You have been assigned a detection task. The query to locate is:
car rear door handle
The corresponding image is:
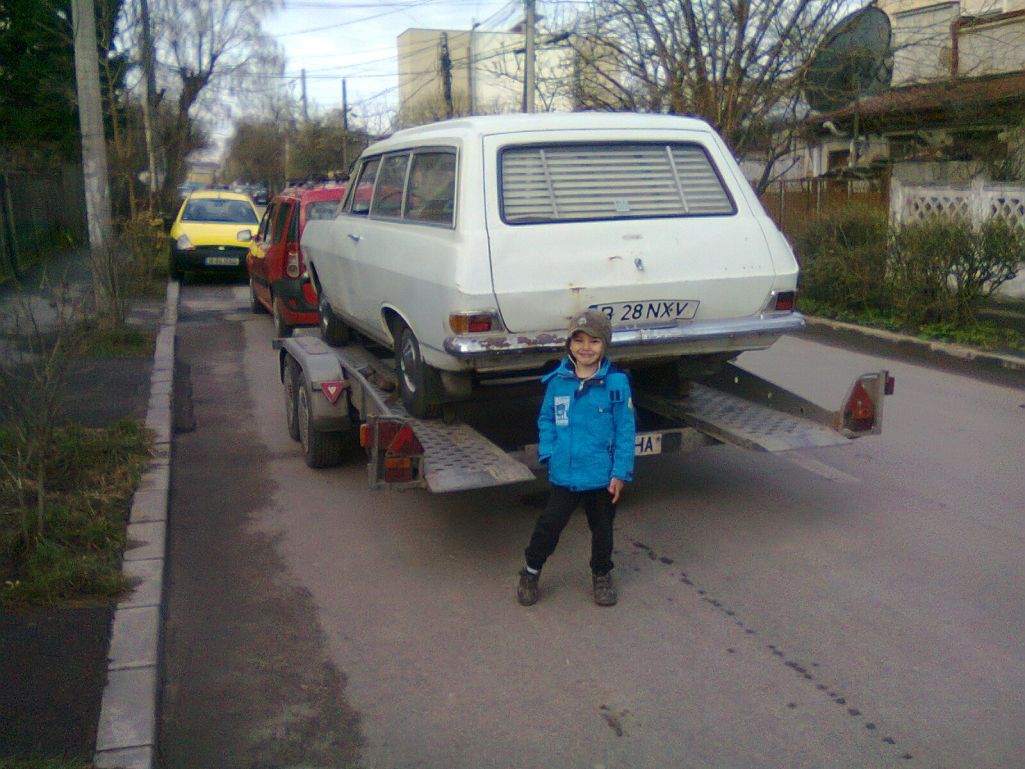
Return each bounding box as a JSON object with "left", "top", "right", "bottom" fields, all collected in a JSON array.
[{"left": 347, "top": 233, "right": 361, "bottom": 242}]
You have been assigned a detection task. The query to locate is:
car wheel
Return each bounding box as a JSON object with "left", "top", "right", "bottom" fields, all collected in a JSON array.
[
  {"left": 394, "top": 323, "right": 441, "bottom": 419},
  {"left": 319, "top": 294, "right": 350, "bottom": 347},
  {"left": 249, "top": 276, "right": 266, "bottom": 313},
  {"left": 283, "top": 355, "right": 301, "bottom": 441},
  {"left": 297, "top": 378, "right": 343, "bottom": 468},
  {"left": 273, "top": 297, "right": 292, "bottom": 338}
]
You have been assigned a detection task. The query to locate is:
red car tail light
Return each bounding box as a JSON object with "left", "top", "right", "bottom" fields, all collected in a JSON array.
[{"left": 286, "top": 244, "right": 301, "bottom": 278}]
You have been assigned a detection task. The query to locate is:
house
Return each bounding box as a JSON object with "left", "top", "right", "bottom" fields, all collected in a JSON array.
[{"left": 805, "top": 0, "right": 1025, "bottom": 184}]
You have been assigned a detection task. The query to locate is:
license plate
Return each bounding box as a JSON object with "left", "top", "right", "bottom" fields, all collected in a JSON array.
[
  {"left": 634, "top": 432, "right": 662, "bottom": 456},
  {"left": 205, "top": 256, "right": 240, "bottom": 266},
  {"left": 592, "top": 300, "right": 699, "bottom": 327}
]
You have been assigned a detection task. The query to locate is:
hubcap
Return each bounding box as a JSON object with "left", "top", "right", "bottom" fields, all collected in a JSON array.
[{"left": 400, "top": 334, "right": 418, "bottom": 394}]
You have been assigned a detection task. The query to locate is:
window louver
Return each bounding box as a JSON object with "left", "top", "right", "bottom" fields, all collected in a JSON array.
[{"left": 501, "top": 143, "right": 735, "bottom": 223}]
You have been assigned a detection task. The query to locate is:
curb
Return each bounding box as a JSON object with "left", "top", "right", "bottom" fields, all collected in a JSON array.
[
  {"left": 93, "top": 280, "right": 179, "bottom": 769},
  {"left": 803, "top": 315, "right": 1025, "bottom": 374}
]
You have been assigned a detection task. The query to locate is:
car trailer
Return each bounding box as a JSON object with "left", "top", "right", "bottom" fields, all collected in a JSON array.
[{"left": 273, "top": 335, "right": 894, "bottom": 493}]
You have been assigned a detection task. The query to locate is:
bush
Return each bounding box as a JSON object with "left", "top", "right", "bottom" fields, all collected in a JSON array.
[
  {"left": 793, "top": 204, "right": 890, "bottom": 312},
  {"left": 888, "top": 216, "right": 1024, "bottom": 326},
  {"left": 116, "top": 214, "right": 168, "bottom": 299}
]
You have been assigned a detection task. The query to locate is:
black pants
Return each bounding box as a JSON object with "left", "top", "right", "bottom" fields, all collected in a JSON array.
[{"left": 524, "top": 484, "right": 616, "bottom": 576}]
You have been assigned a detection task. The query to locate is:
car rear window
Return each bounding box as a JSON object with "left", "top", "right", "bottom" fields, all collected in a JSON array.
[
  {"left": 500, "top": 142, "right": 735, "bottom": 224},
  {"left": 182, "top": 198, "right": 258, "bottom": 224}
]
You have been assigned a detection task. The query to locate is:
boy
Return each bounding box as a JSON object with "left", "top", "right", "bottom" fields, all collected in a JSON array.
[{"left": 517, "top": 309, "right": 636, "bottom": 607}]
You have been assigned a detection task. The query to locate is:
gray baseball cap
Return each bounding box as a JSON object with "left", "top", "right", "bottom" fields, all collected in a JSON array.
[{"left": 567, "top": 309, "right": 612, "bottom": 350}]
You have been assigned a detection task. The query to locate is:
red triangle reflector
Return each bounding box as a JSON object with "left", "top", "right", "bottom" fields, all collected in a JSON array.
[{"left": 320, "top": 381, "right": 345, "bottom": 404}]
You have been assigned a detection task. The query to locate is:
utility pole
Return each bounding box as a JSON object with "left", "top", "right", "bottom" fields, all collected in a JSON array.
[
  {"left": 138, "top": 0, "right": 160, "bottom": 210},
  {"left": 468, "top": 22, "right": 480, "bottom": 114},
  {"left": 440, "top": 32, "right": 454, "bottom": 119},
  {"left": 341, "top": 79, "right": 349, "bottom": 172},
  {"left": 71, "top": 0, "right": 113, "bottom": 277},
  {"left": 301, "top": 68, "right": 309, "bottom": 121},
  {"left": 524, "top": 0, "right": 536, "bottom": 113}
]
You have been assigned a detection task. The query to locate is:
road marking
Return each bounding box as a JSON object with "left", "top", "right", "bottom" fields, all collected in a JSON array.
[{"left": 784, "top": 454, "right": 861, "bottom": 484}]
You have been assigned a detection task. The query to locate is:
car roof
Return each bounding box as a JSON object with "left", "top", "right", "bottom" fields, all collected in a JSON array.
[
  {"left": 186, "top": 189, "right": 255, "bottom": 203},
  {"left": 367, "top": 112, "right": 716, "bottom": 154},
  {"left": 273, "top": 185, "right": 347, "bottom": 204}
]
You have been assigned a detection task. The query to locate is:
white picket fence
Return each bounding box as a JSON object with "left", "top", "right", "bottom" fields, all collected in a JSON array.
[{"left": 890, "top": 178, "right": 1025, "bottom": 299}]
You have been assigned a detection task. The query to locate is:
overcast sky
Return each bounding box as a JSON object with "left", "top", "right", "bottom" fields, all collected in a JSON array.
[{"left": 265, "top": 0, "right": 527, "bottom": 124}]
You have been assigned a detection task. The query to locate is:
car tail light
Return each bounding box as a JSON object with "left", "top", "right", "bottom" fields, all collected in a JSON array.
[
  {"left": 286, "top": 244, "right": 301, "bottom": 278},
  {"left": 449, "top": 312, "right": 498, "bottom": 334},
  {"left": 772, "top": 291, "right": 797, "bottom": 312}
]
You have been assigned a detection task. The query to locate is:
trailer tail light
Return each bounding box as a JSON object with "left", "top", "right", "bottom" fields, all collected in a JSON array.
[
  {"left": 383, "top": 456, "right": 415, "bottom": 483},
  {"left": 449, "top": 312, "right": 498, "bottom": 334},
  {"left": 843, "top": 381, "right": 875, "bottom": 432},
  {"left": 286, "top": 244, "right": 302, "bottom": 278},
  {"left": 772, "top": 291, "right": 796, "bottom": 312},
  {"left": 362, "top": 418, "right": 425, "bottom": 487}
]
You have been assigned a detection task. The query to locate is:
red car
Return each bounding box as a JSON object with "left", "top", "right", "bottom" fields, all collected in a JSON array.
[{"left": 245, "top": 184, "right": 346, "bottom": 336}]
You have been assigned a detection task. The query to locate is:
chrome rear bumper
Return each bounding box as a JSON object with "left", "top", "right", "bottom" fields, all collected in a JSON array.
[{"left": 444, "top": 313, "right": 806, "bottom": 359}]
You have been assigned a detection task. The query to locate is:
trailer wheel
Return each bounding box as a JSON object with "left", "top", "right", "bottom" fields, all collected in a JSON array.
[
  {"left": 283, "top": 355, "right": 301, "bottom": 441},
  {"left": 319, "top": 295, "right": 350, "bottom": 347},
  {"left": 273, "top": 297, "right": 293, "bottom": 338},
  {"left": 297, "top": 379, "right": 343, "bottom": 468},
  {"left": 395, "top": 323, "right": 441, "bottom": 419}
]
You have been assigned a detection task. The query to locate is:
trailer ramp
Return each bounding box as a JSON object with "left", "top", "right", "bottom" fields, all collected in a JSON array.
[{"left": 638, "top": 362, "right": 879, "bottom": 452}]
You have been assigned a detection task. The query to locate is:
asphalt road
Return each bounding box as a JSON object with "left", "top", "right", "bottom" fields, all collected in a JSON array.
[{"left": 160, "top": 281, "right": 1025, "bottom": 769}]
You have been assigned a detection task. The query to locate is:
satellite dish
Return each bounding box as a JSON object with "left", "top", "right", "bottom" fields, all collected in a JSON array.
[{"left": 805, "top": 6, "right": 893, "bottom": 113}]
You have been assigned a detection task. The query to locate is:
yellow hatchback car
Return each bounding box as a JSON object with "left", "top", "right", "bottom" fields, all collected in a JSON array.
[{"left": 168, "top": 189, "right": 261, "bottom": 279}]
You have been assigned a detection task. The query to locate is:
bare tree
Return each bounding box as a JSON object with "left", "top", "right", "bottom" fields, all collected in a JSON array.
[
  {"left": 566, "top": 0, "right": 850, "bottom": 191},
  {"left": 135, "top": 0, "right": 284, "bottom": 203}
]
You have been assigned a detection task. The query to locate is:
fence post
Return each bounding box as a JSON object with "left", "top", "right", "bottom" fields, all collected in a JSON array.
[
  {"left": 890, "top": 177, "right": 903, "bottom": 225},
  {"left": 969, "top": 176, "right": 986, "bottom": 227}
]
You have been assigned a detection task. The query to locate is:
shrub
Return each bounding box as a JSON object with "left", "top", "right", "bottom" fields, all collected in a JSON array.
[
  {"left": 793, "top": 204, "right": 889, "bottom": 312},
  {"left": 888, "top": 216, "right": 1024, "bottom": 326}
]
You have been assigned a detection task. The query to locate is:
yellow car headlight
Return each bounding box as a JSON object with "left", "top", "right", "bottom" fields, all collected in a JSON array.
[{"left": 176, "top": 233, "right": 195, "bottom": 251}]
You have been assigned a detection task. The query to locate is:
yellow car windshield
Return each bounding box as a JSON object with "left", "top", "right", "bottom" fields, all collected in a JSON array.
[{"left": 182, "top": 199, "right": 258, "bottom": 224}]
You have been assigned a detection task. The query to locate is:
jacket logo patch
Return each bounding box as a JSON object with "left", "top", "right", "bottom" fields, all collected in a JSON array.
[
  {"left": 554, "top": 396, "right": 570, "bottom": 426},
  {"left": 609, "top": 389, "right": 623, "bottom": 404}
]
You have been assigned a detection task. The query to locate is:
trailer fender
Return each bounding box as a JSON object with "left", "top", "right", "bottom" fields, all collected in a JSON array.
[{"left": 274, "top": 336, "right": 354, "bottom": 433}]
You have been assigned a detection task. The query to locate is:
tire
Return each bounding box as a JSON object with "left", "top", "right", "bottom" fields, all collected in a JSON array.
[
  {"left": 394, "top": 323, "right": 441, "bottom": 419},
  {"left": 319, "top": 294, "right": 350, "bottom": 347},
  {"left": 249, "top": 276, "right": 266, "bottom": 313},
  {"left": 273, "top": 297, "right": 293, "bottom": 338},
  {"left": 283, "top": 355, "right": 301, "bottom": 441},
  {"left": 297, "top": 378, "right": 343, "bottom": 468}
]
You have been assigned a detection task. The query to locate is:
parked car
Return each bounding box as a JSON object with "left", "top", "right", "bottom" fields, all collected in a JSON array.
[
  {"left": 301, "top": 112, "right": 803, "bottom": 417},
  {"left": 167, "top": 189, "right": 260, "bottom": 279},
  {"left": 244, "top": 184, "right": 347, "bottom": 336}
]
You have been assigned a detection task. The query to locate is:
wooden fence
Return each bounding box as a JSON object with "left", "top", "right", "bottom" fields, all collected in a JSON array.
[
  {"left": 758, "top": 177, "right": 888, "bottom": 243},
  {"left": 0, "top": 163, "right": 85, "bottom": 284}
]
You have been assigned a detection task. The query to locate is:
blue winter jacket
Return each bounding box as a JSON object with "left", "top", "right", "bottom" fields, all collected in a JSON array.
[{"left": 537, "top": 356, "right": 636, "bottom": 491}]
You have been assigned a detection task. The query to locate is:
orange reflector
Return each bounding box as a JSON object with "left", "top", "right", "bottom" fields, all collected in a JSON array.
[
  {"left": 319, "top": 380, "right": 347, "bottom": 403},
  {"left": 359, "top": 423, "right": 371, "bottom": 448},
  {"left": 844, "top": 381, "right": 875, "bottom": 431}
]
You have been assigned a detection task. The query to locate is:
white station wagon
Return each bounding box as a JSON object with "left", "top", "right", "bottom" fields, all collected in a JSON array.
[{"left": 302, "top": 112, "right": 803, "bottom": 417}]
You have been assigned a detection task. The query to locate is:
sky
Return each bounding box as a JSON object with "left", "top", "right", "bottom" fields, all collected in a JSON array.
[{"left": 264, "top": 0, "right": 528, "bottom": 126}]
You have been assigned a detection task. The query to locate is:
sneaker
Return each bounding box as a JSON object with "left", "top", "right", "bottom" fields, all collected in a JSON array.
[
  {"left": 592, "top": 572, "right": 617, "bottom": 606},
  {"left": 517, "top": 568, "right": 539, "bottom": 606}
]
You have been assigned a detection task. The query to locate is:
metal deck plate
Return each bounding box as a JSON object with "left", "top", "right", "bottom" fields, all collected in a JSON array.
[
  {"left": 412, "top": 420, "right": 537, "bottom": 493},
  {"left": 682, "top": 383, "right": 849, "bottom": 452}
]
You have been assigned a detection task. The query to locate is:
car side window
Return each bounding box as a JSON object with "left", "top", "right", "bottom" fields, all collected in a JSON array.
[
  {"left": 348, "top": 158, "right": 379, "bottom": 216},
  {"left": 405, "top": 152, "right": 456, "bottom": 226},
  {"left": 256, "top": 204, "right": 273, "bottom": 241},
  {"left": 270, "top": 201, "right": 292, "bottom": 243},
  {"left": 371, "top": 153, "right": 410, "bottom": 219}
]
